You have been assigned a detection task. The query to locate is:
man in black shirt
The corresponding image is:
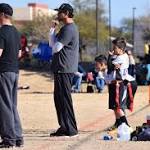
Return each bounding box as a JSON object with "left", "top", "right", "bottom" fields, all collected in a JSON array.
[
  {"left": 0, "top": 3, "right": 23, "bottom": 148},
  {"left": 49, "top": 3, "right": 79, "bottom": 136}
]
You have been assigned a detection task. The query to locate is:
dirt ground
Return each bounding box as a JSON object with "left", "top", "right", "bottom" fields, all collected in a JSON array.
[{"left": 5, "top": 69, "right": 150, "bottom": 150}]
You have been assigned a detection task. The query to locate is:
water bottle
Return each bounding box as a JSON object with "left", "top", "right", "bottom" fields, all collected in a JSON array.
[{"left": 117, "top": 123, "right": 131, "bottom": 141}]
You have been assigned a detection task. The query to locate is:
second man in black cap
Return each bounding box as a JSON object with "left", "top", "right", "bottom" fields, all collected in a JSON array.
[{"left": 49, "top": 3, "right": 79, "bottom": 137}]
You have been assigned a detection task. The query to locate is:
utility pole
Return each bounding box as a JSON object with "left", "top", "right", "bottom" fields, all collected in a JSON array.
[
  {"left": 109, "top": 0, "right": 112, "bottom": 50},
  {"left": 132, "top": 7, "right": 136, "bottom": 52},
  {"left": 96, "top": 0, "right": 99, "bottom": 54}
]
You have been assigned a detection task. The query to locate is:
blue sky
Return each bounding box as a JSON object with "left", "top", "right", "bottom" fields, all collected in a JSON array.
[{"left": 0, "top": 0, "right": 149, "bottom": 27}]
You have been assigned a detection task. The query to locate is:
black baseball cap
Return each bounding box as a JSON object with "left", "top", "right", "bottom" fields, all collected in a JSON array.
[
  {"left": 0, "top": 3, "right": 13, "bottom": 16},
  {"left": 55, "top": 3, "right": 73, "bottom": 14}
]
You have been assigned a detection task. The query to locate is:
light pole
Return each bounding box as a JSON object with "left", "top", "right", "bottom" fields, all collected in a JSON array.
[
  {"left": 109, "top": 0, "right": 112, "bottom": 50},
  {"left": 132, "top": 7, "right": 136, "bottom": 52},
  {"left": 96, "top": 0, "right": 99, "bottom": 54}
]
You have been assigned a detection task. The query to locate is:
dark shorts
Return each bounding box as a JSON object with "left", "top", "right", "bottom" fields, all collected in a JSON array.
[{"left": 108, "top": 81, "right": 137, "bottom": 110}]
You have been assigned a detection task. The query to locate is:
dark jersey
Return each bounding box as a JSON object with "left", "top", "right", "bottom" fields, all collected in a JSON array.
[
  {"left": 51, "top": 23, "right": 79, "bottom": 73},
  {"left": 0, "top": 25, "right": 21, "bottom": 73}
]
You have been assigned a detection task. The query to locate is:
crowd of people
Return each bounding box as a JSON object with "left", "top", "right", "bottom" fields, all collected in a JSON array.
[
  {"left": 71, "top": 49, "right": 136, "bottom": 94},
  {"left": 0, "top": 2, "right": 143, "bottom": 148}
]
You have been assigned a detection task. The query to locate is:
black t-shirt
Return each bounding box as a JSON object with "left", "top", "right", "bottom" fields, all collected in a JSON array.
[
  {"left": 0, "top": 25, "right": 21, "bottom": 73},
  {"left": 51, "top": 23, "right": 79, "bottom": 73}
]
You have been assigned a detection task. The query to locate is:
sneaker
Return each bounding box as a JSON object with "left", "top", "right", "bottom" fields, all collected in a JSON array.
[
  {"left": 0, "top": 141, "right": 14, "bottom": 148},
  {"left": 50, "top": 128, "right": 68, "bottom": 137},
  {"left": 98, "top": 89, "right": 103, "bottom": 93},
  {"left": 16, "top": 139, "right": 24, "bottom": 147},
  {"left": 68, "top": 134, "right": 78, "bottom": 138},
  {"left": 50, "top": 131, "right": 68, "bottom": 137},
  {"left": 50, "top": 128, "right": 78, "bottom": 137}
]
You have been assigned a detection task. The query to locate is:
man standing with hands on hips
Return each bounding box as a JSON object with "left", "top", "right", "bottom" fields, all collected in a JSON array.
[
  {"left": 49, "top": 3, "right": 79, "bottom": 137},
  {"left": 0, "top": 3, "right": 23, "bottom": 148}
]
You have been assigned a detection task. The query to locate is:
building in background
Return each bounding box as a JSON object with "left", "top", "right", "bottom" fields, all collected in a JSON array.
[{"left": 13, "top": 3, "right": 56, "bottom": 27}]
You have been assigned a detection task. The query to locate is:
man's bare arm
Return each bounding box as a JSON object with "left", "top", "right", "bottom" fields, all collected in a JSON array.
[
  {"left": 18, "top": 50, "right": 22, "bottom": 58},
  {"left": 0, "top": 48, "right": 3, "bottom": 57}
]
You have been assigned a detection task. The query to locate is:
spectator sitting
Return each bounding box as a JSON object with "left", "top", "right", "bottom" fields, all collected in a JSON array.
[
  {"left": 72, "top": 64, "right": 86, "bottom": 93},
  {"left": 94, "top": 55, "right": 107, "bottom": 93},
  {"left": 84, "top": 55, "right": 107, "bottom": 93}
]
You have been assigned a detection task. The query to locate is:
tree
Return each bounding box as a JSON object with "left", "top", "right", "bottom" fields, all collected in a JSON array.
[
  {"left": 111, "top": 18, "right": 133, "bottom": 44},
  {"left": 72, "top": 0, "right": 96, "bottom": 12},
  {"left": 72, "top": 0, "right": 107, "bottom": 41},
  {"left": 70, "top": 0, "right": 109, "bottom": 60},
  {"left": 16, "top": 0, "right": 109, "bottom": 61},
  {"left": 138, "top": 16, "right": 150, "bottom": 41},
  {"left": 18, "top": 14, "right": 53, "bottom": 43}
]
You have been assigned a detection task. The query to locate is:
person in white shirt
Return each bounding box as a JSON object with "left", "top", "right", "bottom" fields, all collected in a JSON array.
[
  {"left": 72, "top": 65, "right": 86, "bottom": 93},
  {"left": 95, "top": 55, "right": 107, "bottom": 93},
  {"left": 97, "top": 38, "right": 137, "bottom": 131},
  {"left": 106, "top": 37, "right": 137, "bottom": 131}
]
